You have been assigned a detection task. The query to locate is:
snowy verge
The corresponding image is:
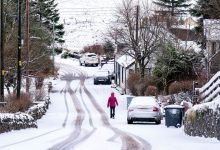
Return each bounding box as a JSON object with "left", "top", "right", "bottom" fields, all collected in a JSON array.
[{"left": 0, "top": 97, "right": 50, "bottom": 134}]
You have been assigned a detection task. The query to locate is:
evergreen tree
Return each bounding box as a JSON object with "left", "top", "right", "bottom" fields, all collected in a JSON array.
[
  {"left": 103, "top": 41, "right": 115, "bottom": 60},
  {"left": 153, "top": 43, "right": 201, "bottom": 93},
  {"left": 153, "top": 0, "right": 191, "bottom": 16},
  {"left": 31, "top": 0, "right": 65, "bottom": 44}
]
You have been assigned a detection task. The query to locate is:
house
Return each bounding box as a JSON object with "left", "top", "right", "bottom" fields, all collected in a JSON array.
[
  {"left": 114, "top": 53, "right": 154, "bottom": 94},
  {"left": 203, "top": 19, "right": 220, "bottom": 76},
  {"left": 114, "top": 54, "right": 135, "bottom": 94}
]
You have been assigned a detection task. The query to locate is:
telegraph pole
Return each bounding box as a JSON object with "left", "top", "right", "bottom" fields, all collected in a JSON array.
[
  {"left": 25, "top": 0, "right": 30, "bottom": 93},
  {"left": 135, "top": 5, "right": 139, "bottom": 72},
  {"left": 0, "top": 0, "right": 4, "bottom": 101},
  {"left": 52, "top": 19, "right": 55, "bottom": 75},
  {"left": 17, "top": 0, "right": 22, "bottom": 99}
]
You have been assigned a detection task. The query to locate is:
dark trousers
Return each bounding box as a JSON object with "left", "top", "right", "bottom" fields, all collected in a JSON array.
[{"left": 110, "top": 107, "right": 115, "bottom": 118}]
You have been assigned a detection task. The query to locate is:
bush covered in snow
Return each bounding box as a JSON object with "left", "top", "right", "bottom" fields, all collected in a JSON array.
[
  {"left": 0, "top": 112, "right": 37, "bottom": 133},
  {"left": 184, "top": 100, "right": 220, "bottom": 141},
  {"left": 26, "top": 97, "right": 50, "bottom": 120},
  {"left": 0, "top": 97, "right": 50, "bottom": 134}
]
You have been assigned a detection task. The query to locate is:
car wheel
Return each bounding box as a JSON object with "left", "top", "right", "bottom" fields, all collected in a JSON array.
[
  {"left": 155, "top": 120, "right": 161, "bottom": 125},
  {"left": 127, "top": 119, "right": 133, "bottom": 124}
]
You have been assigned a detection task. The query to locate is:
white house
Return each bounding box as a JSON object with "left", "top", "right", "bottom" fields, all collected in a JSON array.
[
  {"left": 114, "top": 54, "right": 154, "bottom": 94},
  {"left": 114, "top": 54, "right": 135, "bottom": 94}
]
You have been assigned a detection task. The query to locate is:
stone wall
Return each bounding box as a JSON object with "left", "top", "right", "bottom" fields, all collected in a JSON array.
[
  {"left": 184, "top": 105, "right": 220, "bottom": 141},
  {"left": 0, "top": 97, "right": 50, "bottom": 134}
]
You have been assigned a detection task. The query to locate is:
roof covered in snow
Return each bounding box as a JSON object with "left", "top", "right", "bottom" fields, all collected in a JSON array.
[
  {"left": 203, "top": 19, "right": 220, "bottom": 41},
  {"left": 116, "top": 54, "right": 135, "bottom": 68}
]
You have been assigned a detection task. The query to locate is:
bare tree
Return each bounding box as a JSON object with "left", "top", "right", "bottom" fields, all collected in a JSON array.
[{"left": 110, "top": 0, "right": 165, "bottom": 78}]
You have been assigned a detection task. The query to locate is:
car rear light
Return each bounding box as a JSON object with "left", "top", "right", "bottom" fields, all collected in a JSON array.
[{"left": 153, "top": 106, "right": 159, "bottom": 112}]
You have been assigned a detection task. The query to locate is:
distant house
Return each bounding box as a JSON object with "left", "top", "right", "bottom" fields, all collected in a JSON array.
[
  {"left": 203, "top": 19, "right": 220, "bottom": 75},
  {"left": 170, "top": 17, "right": 199, "bottom": 41}
]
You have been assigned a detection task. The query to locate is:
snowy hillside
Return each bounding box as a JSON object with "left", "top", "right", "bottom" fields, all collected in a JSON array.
[
  {"left": 55, "top": 0, "right": 155, "bottom": 52},
  {"left": 55, "top": 0, "right": 196, "bottom": 52},
  {"left": 55, "top": 0, "right": 121, "bottom": 51}
]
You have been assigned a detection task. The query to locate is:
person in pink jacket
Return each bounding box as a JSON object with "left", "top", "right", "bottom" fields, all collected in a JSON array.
[{"left": 107, "top": 92, "right": 118, "bottom": 119}]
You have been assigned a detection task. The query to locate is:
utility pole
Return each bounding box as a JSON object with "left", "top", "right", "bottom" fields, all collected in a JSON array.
[
  {"left": 0, "top": 0, "right": 4, "bottom": 101},
  {"left": 135, "top": 5, "right": 139, "bottom": 72},
  {"left": 52, "top": 19, "right": 55, "bottom": 76},
  {"left": 17, "top": 0, "right": 22, "bottom": 99},
  {"left": 25, "top": 0, "right": 30, "bottom": 93}
]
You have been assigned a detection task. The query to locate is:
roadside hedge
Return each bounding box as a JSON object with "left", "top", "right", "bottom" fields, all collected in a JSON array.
[{"left": 184, "top": 103, "right": 220, "bottom": 141}]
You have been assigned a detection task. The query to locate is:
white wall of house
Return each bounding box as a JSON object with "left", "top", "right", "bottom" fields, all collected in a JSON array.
[{"left": 115, "top": 55, "right": 135, "bottom": 94}]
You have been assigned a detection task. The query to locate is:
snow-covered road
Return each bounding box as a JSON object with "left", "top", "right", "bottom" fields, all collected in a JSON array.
[{"left": 0, "top": 57, "right": 219, "bottom": 150}]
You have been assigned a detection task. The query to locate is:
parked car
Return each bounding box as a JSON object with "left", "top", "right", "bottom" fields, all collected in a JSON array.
[
  {"left": 68, "top": 51, "right": 81, "bottom": 59},
  {"left": 79, "top": 53, "right": 99, "bottom": 66},
  {"left": 61, "top": 51, "right": 69, "bottom": 59},
  {"left": 100, "top": 63, "right": 115, "bottom": 80},
  {"left": 94, "top": 70, "right": 111, "bottom": 85},
  {"left": 127, "top": 96, "right": 163, "bottom": 124}
]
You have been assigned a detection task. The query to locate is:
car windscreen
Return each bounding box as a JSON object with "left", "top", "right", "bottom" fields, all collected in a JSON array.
[
  {"left": 88, "top": 54, "right": 96, "bottom": 57},
  {"left": 130, "top": 98, "right": 157, "bottom": 107}
]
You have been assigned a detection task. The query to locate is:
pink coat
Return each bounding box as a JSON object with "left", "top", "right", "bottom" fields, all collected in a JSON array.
[{"left": 107, "top": 92, "right": 118, "bottom": 107}]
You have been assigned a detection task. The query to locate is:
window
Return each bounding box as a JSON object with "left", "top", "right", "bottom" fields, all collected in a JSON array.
[
  {"left": 212, "top": 42, "right": 216, "bottom": 54},
  {"left": 122, "top": 67, "right": 124, "bottom": 83}
]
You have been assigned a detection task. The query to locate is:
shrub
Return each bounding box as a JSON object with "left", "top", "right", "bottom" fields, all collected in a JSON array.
[
  {"left": 169, "top": 80, "right": 192, "bottom": 94},
  {"left": 127, "top": 73, "right": 139, "bottom": 96},
  {"left": 3, "top": 92, "right": 32, "bottom": 113},
  {"left": 145, "top": 85, "right": 158, "bottom": 96},
  {"left": 127, "top": 72, "right": 156, "bottom": 96}
]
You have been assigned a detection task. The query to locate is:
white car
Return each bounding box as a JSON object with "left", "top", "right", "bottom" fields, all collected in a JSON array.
[
  {"left": 127, "top": 96, "right": 163, "bottom": 124},
  {"left": 79, "top": 53, "right": 99, "bottom": 66}
]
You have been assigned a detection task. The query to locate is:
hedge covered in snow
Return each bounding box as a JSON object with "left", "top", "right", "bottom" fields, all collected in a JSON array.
[
  {"left": 26, "top": 97, "right": 50, "bottom": 120},
  {"left": 184, "top": 100, "right": 220, "bottom": 141},
  {"left": 0, "top": 97, "right": 50, "bottom": 134},
  {"left": 0, "top": 112, "right": 37, "bottom": 133}
]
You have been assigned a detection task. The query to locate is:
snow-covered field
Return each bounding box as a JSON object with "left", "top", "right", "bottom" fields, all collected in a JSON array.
[{"left": 56, "top": 0, "right": 122, "bottom": 51}]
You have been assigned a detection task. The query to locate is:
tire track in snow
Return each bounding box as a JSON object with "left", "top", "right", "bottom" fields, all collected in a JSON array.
[
  {"left": 80, "top": 76, "right": 151, "bottom": 150},
  {"left": 50, "top": 75, "right": 85, "bottom": 150},
  {"left": 50, "top": 69, "right": 97, "bottom": 150}
]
